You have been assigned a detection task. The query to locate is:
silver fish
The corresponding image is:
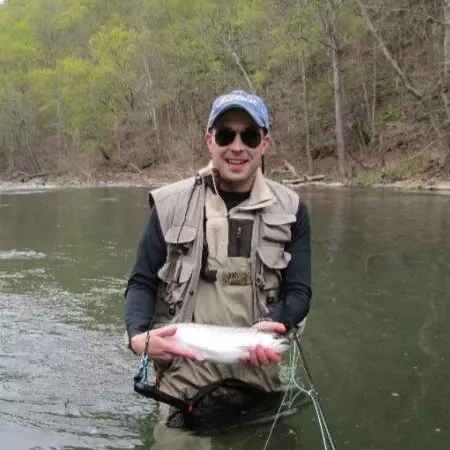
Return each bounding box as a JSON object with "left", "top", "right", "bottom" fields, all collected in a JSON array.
[{"left": 167, "top": 323, "right": 291, "bottom": 364}]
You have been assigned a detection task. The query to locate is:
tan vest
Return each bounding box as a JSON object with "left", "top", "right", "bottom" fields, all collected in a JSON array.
[{"left": 149, "top": 164, "right": 299, "bottom": 397}]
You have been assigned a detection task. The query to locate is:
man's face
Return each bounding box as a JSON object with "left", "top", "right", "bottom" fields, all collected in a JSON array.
[{"left": 205, "top": 109, "right": 270, "bottom": 192}]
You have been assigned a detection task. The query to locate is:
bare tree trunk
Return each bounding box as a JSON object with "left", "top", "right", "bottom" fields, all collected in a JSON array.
[
  {"left": 355, "top": 0, "right": 423, "bottom": 100},
  {"left": 26, "top": 135, "right": 41, "bottom": 174},
  {"left": 371, "top": 46, "right": 377, "bottom": 143},
  {"left": 229, "top": 49, "right": 254, "bottom": 92},
  {"left": 301, "top": 51, "right": 314, "bottom": 175},
  {"left": 141, "top": 52, "right": 161, "bottom": 146},
  {"left": 56, "top": 71, "right": 62, "bottom": 170},
  {"left": 8, "top": 144, "right": 14, "bottom": 173},
  {"left": 444, "top": 0, "right": 450, "bottom": 175},
  {"left": 444, "top": 0, "right": 450, "bottom": 84},
  {"left": 356, "top": 0, "right": 450, "bottom": 178},
  {"left": 168, "top": 105, "right": 172, "bottom": 132},
  {"left": 331, "top": 0, "right": 348, "bottom": 178},
  {"left": 362, "top": 42, "right": 377, "bottom": 143}
]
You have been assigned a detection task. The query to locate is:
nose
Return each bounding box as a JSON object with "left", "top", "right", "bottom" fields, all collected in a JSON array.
[{"left": 229, "top": 133, "right": 245, "bottom": 151}]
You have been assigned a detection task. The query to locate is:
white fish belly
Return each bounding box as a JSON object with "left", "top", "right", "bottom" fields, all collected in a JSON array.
[{"left": 168, "top": 323, "right": 289, "bottom": 364}]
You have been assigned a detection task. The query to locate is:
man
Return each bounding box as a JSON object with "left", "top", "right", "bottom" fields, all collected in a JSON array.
[{"left": 125, "top": 89, "right": 311, "bottom": 430}]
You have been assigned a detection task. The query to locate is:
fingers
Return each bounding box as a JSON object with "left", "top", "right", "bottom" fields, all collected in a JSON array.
[
  {"left": 249, "top": 347, "right": 260, "bottom": 367},
  {"left": 153, "top": 326, "right": 177, "bottom": 337},
  {"left": 264, "top": 348, "right": 281, "bottom": 364},
  {"left": 253, "top": 321, "right": 286, "bottom": 334},
  {"left": 147, "top": 329, "right": 198, "bottom": 360},
  {"left": 256, "top": 345, "right": 269, "bottom": 366},
  {"left": 270, "top": 322, "right": 286, "bottom": 333},
  {"left": 241, "top": 345, "right": 281, "bottom": 367},
  {"left": 164, "top": 342, "right": 198, "bottom": 360},
  {"left": 131, "top": 328, "right": 197, "bottom": 360}
]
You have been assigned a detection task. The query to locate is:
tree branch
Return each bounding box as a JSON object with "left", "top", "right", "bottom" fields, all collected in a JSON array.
[
  {"left": 299, "top": 34, "right": 337, "bottom": 52},
  {"left": 228, "top": 49, "right": 254, "bottom": 91},
  {"left": 355, "top": 0, "right": 423, "bottom": 100}
]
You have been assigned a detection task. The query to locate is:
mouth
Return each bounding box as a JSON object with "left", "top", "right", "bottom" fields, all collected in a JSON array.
[
  {"left": 274, "top": 335, "right": 291, "bottom": 352},
  {"left": 225, "top": 158, "right": 249, "bottom": 168}
]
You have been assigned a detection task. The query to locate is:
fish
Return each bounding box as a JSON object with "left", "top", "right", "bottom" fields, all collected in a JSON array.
[{"left": 166, "top": 323, "right": 291, "bottom": 364}]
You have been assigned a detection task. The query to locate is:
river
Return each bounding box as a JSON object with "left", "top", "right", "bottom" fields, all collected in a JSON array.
[{"left": 0, "top": 185, "right": 449, "bottom": 449}]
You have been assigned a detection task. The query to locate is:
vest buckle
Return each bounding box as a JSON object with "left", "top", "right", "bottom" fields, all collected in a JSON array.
[{"left": 266, "top": 289, "right": 276, "bottom": 305}]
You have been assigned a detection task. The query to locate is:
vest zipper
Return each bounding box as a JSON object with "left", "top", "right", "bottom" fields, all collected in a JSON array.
[{"left": 237, "top": 225, "right": 242, "bottom": 255}]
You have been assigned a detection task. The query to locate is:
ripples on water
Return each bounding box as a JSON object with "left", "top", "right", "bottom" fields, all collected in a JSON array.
[
  {"left": 0, "top": 242, "right": 154, "bottom": 449},
  {"left": 0, "top": 250, "right": 47, "bottom": 260},
  {"left": 1, "top": 186, "right": 449, "bottom": 450}
]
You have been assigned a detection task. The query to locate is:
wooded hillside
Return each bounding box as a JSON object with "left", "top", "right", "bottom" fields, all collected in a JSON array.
[{"left": 1, "top": 0, "right": 449, "bottom": 183}]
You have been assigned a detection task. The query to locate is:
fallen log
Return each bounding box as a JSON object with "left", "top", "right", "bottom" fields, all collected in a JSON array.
[
  {"left": 128, "top": 162, "right": 142, "bottom": 174},
  {"left": 270, "top": 169, "right": 291, "bottom": 176},
  {"left": 23, "top": 172, "right": 48, "bottom": 180},
  {"left": 282, "top": 174, "right": 325, "bottom": 184}
]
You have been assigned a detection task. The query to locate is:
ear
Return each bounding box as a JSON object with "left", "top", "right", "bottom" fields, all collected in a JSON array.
[
  {"left": 205, "top": 131, "right": 213, "bottom": 154},
  {"left": 260, "top": 133, "right": 271, "bottom": 155}
]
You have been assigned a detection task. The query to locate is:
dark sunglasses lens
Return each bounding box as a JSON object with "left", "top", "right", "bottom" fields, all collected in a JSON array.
[
  {"left": 241, "top": 128, "right": 262, "bottom": 148},
  {"left": 215, "top": 128, "right": 236, "bottom": 147}
]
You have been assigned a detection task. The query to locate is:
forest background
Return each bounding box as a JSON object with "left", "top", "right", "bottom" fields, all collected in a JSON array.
[{"left": 1, "top": 0, "right": 450, "bottom": 187}]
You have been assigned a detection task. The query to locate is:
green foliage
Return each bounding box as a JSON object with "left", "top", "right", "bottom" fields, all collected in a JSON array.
[
  {"left": 27, "top": 67, "right": 58, "bottom": 119},
  {"left": 0, "top": 20, "right": 42, "bottom": 70},
  {"left": 0, "top": 0, "right": 442, "bottom": 177},
  {"left": 89, "top": 25, "right": 137, "bottom": 68},
  {"left": 339, "top": 2, "right": 366, "bottom": 43},
  {"left": 356, "top": 153, "right": 429, "bottom": 184},
  {"left": 58, "top": 55, "right": 114, "bottom": 142},
  {"left": 377, "top": 104, "right": 404, "bottom": 125}
]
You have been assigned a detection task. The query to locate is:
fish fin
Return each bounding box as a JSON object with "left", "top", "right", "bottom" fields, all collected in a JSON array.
[
  {"left": 195, "top": 353, "right": 207, "bottom": 362},
  {"left": 237, "top": 345, "right": 251, "bottom": 358}
]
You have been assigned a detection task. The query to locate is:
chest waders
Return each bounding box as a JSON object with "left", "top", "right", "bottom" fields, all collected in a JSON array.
[
  {"left": 133, "top": 185, "right": 279, "bottom": 428},
  {"left": 133, "top": 166, "right": 300, "bottom": 430}
]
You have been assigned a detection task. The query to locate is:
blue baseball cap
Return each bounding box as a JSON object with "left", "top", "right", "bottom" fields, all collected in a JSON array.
[{"left": 206, "top": 90, "right": 270, "bottom": 131}]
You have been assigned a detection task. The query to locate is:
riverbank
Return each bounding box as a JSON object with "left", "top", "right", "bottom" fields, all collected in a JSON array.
[
  {"left": 1, "top": 168, "right": 450, "bottom": 193},
  {"left": 1, "top": 154, "right": 450, "bottom": 193}
]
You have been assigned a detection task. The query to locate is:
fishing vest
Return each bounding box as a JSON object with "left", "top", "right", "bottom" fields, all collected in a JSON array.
[
  {"left": 149, "top": 163, "right": 299, "bottom": 327},
  {"left": 149, "top": 163, "right": 299, "bottom": 396}
]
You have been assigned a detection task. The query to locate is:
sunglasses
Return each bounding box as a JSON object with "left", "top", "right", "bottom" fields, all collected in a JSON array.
[{"left": 213, "top": 126, "right": 263, "bottom": 149}]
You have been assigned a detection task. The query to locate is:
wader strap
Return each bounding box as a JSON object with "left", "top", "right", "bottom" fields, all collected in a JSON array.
[
  {"left": 134, "top": 373, "right": 267, "bottom": 413},
  {"left": 199, "top": 209, "right": 217, "bottom": 283},
  {"left": 187, "top": 378, "right": 267, "bottom": 406},
  {"left": 134, "top": 380, "right": 194, "bottom": 412}
]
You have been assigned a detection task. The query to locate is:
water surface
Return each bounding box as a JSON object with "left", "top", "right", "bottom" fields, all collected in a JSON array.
[{"left": 0, "top": 185, "right": 449, "bottom": 449}]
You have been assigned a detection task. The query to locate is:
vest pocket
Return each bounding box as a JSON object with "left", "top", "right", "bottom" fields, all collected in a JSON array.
[
  {"left": 256, "top": 246, "right": 292, "bottom": 316},
  {"left": 257, "top": 212, "right": 294, "bottom": 311},
  {"left": 153, "top": 260, "right": 194, "bottom": 326},
  {"left": 153, "top": 225, "right": 197, "bottom": 326},
  {"left": 257, "top": 213, "right": 295, "bottom": 302},
  {"left": 158, "top": 260, "right": 194, "bottom": 300},
  {"left": 260, "top": 213, "right": 296, "bottom": 243},
  {"left": 257, "top": 246, "right": 291, "bottom": 270},
  {"left": 165, "top": 225, "right": 198, "bottom": 245}
]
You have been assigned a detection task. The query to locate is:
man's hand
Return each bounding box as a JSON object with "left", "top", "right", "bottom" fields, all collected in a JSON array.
[
  {"left": 240, "top": 321, "right": 286, "bottom": 367},
  {"left": 130, "top": 327, "right": 198, "bottom": 361}
]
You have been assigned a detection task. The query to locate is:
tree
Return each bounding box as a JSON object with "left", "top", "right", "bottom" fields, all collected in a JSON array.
[
  {"left": 355, "top": 0, "right": 450, "bottom": 178},
  {"left": 443, "top": 0, "right": 450, "bottom": 174}
]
